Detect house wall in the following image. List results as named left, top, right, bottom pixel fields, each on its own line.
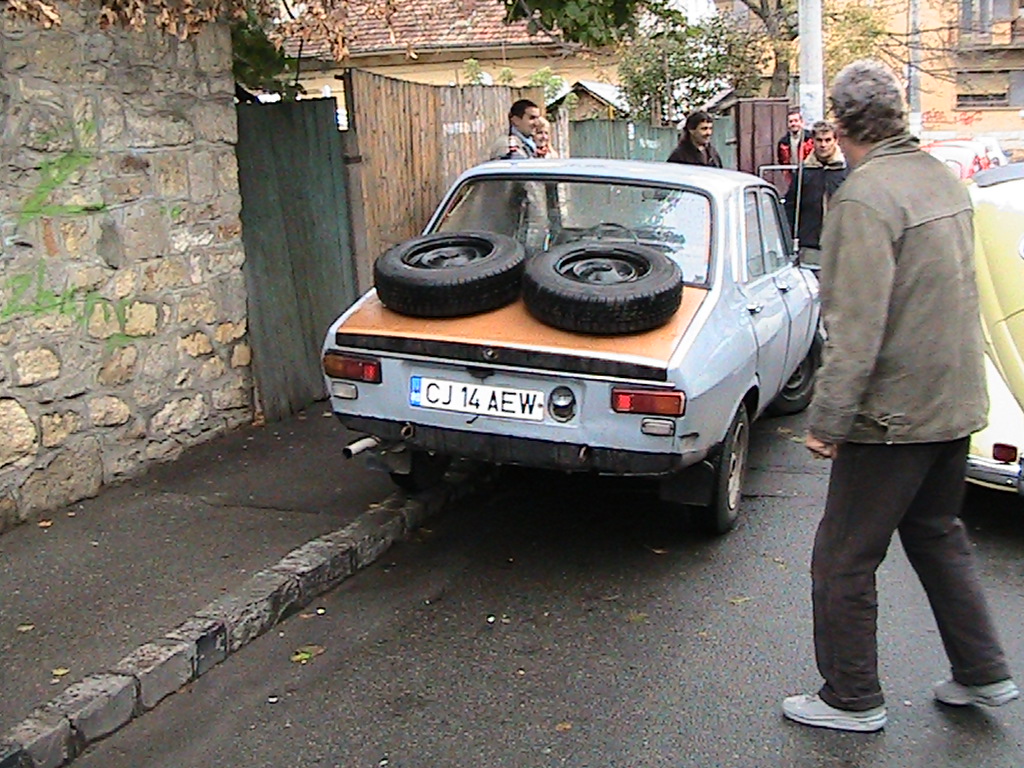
left=0, top=6, right=251, bottom=532
left=899, top=0, right=1024, bottom=152
left=297, top=52, right=619, bottom=104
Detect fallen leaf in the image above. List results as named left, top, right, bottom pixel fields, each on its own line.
left=626, top=611, right=648, bottom=623
left=776, top=426, right=794, bottom=435
left=555, top=722, right=572, bottom=732
left=727, top=596, right=752, bottom=606
left=51, top=667, right=70, bottom=677
left=37, top=520, right=53, bottom=529
left=16, top=624, right=35, bottom=633
left=290, top=644, right=326, bottom=664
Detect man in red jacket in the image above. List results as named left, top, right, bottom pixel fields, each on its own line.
left=776, top=107, right=814, bottom=170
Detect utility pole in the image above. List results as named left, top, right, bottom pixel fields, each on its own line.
left=798, top=0, right=824, bottom=122
left=907, top=0, right=923, bottom=136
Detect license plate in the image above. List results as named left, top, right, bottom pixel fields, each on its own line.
left=409, top=376, right=545, bottom=421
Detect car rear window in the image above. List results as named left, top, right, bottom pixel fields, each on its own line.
left=433, top=178, right=713, bottom=285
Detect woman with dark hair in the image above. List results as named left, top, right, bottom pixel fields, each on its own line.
left=667, top=111, right=723, bottom=167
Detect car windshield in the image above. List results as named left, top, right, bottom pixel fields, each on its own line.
left=432, top=177, right=713, bottom=285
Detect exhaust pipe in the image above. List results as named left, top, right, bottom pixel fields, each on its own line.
left=343, top=435, right=381, bottom=459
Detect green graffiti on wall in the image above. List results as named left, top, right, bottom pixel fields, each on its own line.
left=17, top=121, right=107, bottom=225
left=1, top=121, right=129, bottom=343
left=1, top=262, right=133, bottom=347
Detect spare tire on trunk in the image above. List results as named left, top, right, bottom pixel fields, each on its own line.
left=373, top=231, right=525, bottom=318
left=522, top=242, right=683, bottom=334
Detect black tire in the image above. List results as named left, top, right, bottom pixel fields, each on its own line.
left=373, top=231, right=525, bottom=318
left=389, top=449, right=451, bottom=493
left=699, top=404, right=750, bottom=535
left=522, top=243, right=683, bottom=334
left=766, top=333, right=822, bottom=416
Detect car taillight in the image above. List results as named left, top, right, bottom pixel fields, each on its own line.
left=992, top=443, right=1018, bottom=463
left=611, top=388, right=685, bottom=416
left=323, top=352, right=381, bottom=383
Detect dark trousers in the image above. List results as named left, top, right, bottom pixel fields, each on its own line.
left=812, top=438, right=1011, bottom=711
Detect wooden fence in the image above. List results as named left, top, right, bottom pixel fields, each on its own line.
left=346, top=70, right=543, bottom=274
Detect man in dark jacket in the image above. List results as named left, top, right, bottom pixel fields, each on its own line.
left=781, top=59, right=1018, bottom=734
left=666, top=111, right=723, bottom=167
left=783, top=120, right=849, bottom=267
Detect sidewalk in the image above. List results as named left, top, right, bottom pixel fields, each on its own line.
left=0, top=403, right=474, bottom=768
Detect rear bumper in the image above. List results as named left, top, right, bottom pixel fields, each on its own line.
left=338, top=414, right=707, bottom=476
left=966, top=454, right=1024, bottom=495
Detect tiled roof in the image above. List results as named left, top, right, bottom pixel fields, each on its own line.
left=282, top=0, right=552, bottom=61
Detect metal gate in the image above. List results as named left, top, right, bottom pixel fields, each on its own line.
left=569, top=120, right=678, bottom=161
left=569, top=118, right=735, bottom=168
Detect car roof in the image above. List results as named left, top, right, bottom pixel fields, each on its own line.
left=973, top=163, right=1024, bottom=188
left=460, top=157, right=769, bottom=196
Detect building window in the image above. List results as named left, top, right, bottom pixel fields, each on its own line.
left=956, top=92, right=1010, bottom=107
left=962, top=0, right=994, bottom=36
left=956, top=71, right=1012, bottom=107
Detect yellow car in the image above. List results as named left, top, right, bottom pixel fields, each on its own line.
left=968, top=163, right=1024, bottom=494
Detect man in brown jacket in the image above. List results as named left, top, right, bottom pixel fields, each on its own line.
left=782, top=59, right=1018, bottom=733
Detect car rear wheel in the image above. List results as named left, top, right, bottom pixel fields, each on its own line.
left=699, top=404, right=750, bottom=535
left=373, top=231, right=525, bottom=317
left=388, top=449, right=451, bottom=493
left=522, top=242, right=683, bottom=335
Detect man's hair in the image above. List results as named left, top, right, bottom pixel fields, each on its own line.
left=811, top=120, right=836, bottom=138
left=509, top=99, right=538, bottom=119
left=683, top=110, right=713, bottom=132
left=829, top=59, right=906, bottom=144
left=787, top=106, right=803, bottom=118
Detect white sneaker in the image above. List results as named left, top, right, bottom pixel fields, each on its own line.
left=782, top=693, right=887, bottom=732
left=933, top=678, right=1020, bottom=707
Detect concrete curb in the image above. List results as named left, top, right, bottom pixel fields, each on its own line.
left=0, top=466, right=488, bottom=768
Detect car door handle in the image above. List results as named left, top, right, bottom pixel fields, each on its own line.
left=747, top=303, right=763, bottom=315
left=777, top=282, right=791, bottom=293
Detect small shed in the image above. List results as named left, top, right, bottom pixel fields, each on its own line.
left=549, top=80, right=629, bottom=121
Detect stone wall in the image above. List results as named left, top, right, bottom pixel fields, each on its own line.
left=0, top=6, right=252, bottom=532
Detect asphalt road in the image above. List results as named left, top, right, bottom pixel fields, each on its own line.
left=76, top=411, right=1024, bottom=768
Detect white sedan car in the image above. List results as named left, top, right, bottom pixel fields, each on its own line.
left=322, top=159, right=821, bottom=533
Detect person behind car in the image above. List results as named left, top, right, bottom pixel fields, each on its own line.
left=782, top=58, right=1019, bottom=734
left=783, top=120, right=849, bottom=268
left=777, top=107, right=814, bottom=168
left=486, top=99, right=542, bottom=161
left=666, top=111, right=723, bottom=167
left=533, top=116, right=557, bottom=158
